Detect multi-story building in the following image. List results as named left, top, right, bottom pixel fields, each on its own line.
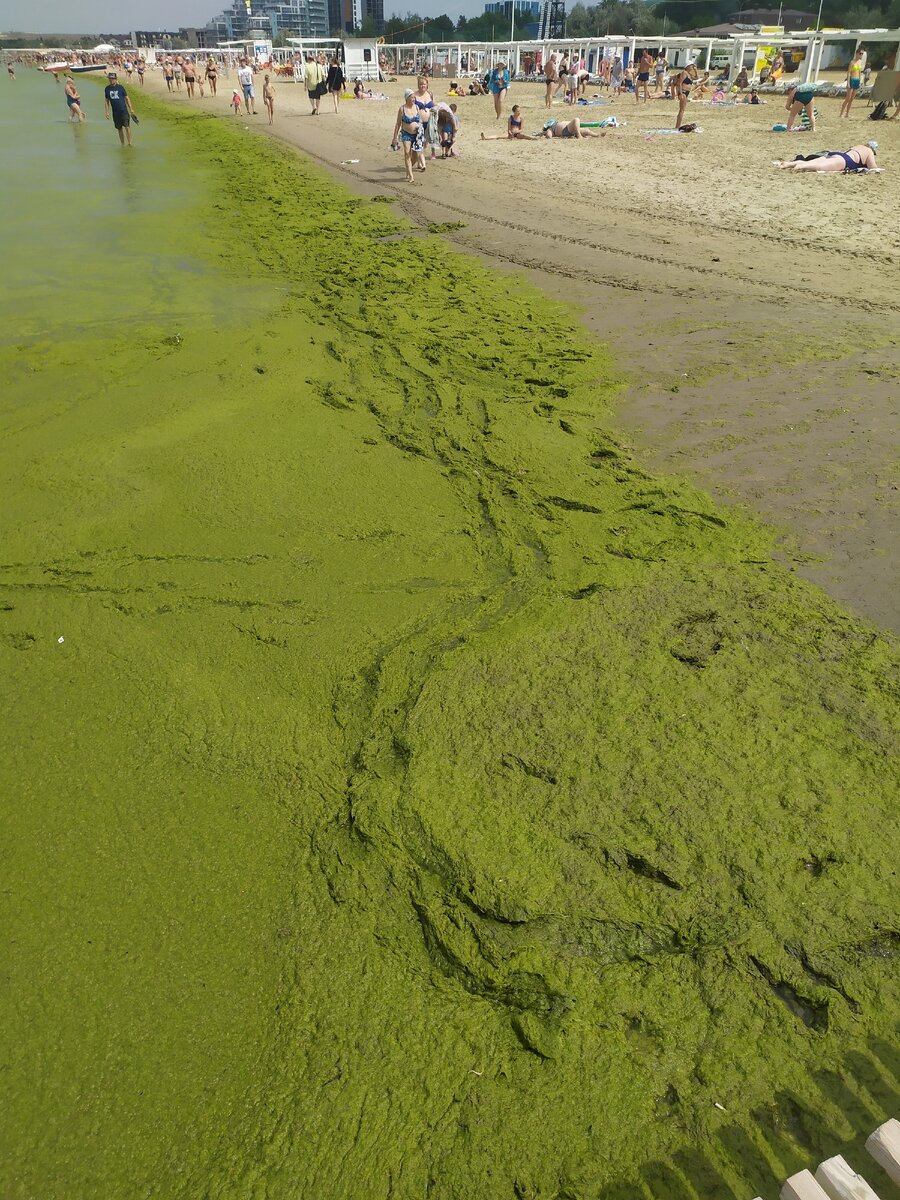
left=205, top=0, right=329, bottom=42
left=327, top=0, right=360, bottom=35
left=132, top=29, right=181, bottom=48
left=363, top=0, right=384, bottom=35
left=324, top=0, right=380, bottom=34
left=483, top=0, right=542, bottom=37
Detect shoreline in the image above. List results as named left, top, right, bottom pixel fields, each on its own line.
left=5, top=77, right=900, bottom=1200
left=136, top=66, right=900, bottom=633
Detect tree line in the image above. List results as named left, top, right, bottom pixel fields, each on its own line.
left=373, top=0, right=900, bottom=40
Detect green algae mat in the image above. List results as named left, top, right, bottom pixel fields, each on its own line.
left=2, top=89, right=899, bottom=1200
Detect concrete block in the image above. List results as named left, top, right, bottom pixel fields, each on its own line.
left=814, top=1154, right=881, bottom=1199
left=781, top=1169, right=832, bottom=1200
left=865, top=1118, right=900, bottom=1186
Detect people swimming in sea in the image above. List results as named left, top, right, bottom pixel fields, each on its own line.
left=775, top=141, right=879, bottom=172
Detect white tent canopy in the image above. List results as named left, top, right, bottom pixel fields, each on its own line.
left=379, top=27, right=899, bottom=80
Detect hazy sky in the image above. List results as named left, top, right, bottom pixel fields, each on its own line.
left=1, top=0, right=487, bottom=33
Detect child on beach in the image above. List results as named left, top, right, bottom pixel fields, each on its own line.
left=263, top=74, right=275, bottom=124
left=437, top=103, right=458, bottom=158
left=231, top=89, right=242, bottom=115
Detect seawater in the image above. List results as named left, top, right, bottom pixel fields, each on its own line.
left=1, top=69, right=270, bottom=346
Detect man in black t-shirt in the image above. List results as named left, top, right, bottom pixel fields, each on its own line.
left=104, top=72, right=135, bottom=145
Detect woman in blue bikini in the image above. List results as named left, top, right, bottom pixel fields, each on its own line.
left=391, top=88, right=426, bottom=182
left=413, top=76, right=437, bottom=161
left=480, top=104, right=535, bottom=140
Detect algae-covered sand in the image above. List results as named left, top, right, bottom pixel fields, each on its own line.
left=2, top=92, right=899, bottom=1200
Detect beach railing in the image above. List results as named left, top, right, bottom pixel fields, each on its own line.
left=757, top=1118, right=900, bottom=1200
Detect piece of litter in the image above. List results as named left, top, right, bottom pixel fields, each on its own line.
left=57, top=636, right=65, bottom=643
left=339, top=159, right=360, bottom=164
left=713, top=1102, right=727, bottom=1111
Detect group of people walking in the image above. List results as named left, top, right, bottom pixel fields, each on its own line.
left=161, top=54, right=219, bottom=98
left=297, top=53, right=346, bottom=116
left=391, top=76, right=460, bottom=181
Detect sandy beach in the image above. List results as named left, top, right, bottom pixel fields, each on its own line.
left=141, top=67, right=899, bottom=631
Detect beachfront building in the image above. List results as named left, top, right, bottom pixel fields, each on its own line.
left=327, top=0, right=383, bottom=34
left=483, top=0, right=543, bottom=39
left=132, top=29, right=181, bottom=48
left=205, top=0, right=330, bottom=42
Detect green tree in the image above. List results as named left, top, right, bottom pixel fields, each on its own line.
left=385, top=11, right=425, bottom=39
left=652, top=0, right=729, bottom=32
left=567, top=1, right=594, bottom=34
left=425, top=12, right=456, bottom=38
left=840, top=3, right=888, bottom=23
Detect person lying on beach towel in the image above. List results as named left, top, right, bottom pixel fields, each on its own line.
left=540, top=117, right=602, bottom=138
left=774, top=142, right=880, bottom=172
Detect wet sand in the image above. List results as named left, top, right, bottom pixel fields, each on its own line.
left=142, top=70, right=899, bottom=630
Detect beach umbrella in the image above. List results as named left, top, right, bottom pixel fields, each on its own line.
left=93, top=43, right=116, bottom=53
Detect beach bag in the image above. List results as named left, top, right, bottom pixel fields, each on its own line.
left=869, top=101, right=888, bottom=120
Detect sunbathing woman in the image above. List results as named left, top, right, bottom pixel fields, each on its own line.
left=542, top=117, right=601, bottom=138
left=775, top=142, right=879, bottom=172
left=481, top=104, right=535, bottom=139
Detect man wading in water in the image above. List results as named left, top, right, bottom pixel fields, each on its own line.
left=104, top=71, right=136, bottom=146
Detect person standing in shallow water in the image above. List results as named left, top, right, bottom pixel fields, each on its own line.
left=104, top=71, right=135, bottom=146
left=65, top=76, right=85, bottom=122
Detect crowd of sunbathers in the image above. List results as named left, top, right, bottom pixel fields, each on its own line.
left=391, top=56, right=890, bottom=181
